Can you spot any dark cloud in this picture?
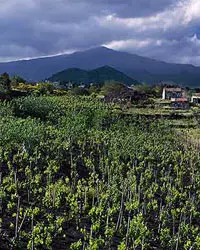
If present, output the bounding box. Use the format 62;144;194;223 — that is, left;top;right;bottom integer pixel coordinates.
0;0;200;65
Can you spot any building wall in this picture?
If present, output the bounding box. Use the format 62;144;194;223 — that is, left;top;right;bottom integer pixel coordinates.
162;88;166;99
191;96;200;103
170;102;189;109
162;88;186;100
166;91;183;99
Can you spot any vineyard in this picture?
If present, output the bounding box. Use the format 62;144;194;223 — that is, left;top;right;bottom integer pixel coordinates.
1;95;200;250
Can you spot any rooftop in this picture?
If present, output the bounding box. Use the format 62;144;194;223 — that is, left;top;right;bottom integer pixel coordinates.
164;88;183;92
192;93;200;97
171;98;187;102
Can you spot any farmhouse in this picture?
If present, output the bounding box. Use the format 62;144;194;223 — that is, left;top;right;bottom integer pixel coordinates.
191;94;200;104
162;87;186;100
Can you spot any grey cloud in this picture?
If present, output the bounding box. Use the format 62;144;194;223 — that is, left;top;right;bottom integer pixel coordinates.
0;0;200;66
67;0;177;18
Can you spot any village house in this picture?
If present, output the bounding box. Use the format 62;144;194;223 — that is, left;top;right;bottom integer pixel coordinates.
170;98;189;110
52;81;60;88
79;84;86;88
162;87;189;109
191;94;200;104
162;87;186;100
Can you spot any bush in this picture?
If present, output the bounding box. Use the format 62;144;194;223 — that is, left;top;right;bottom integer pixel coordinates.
36;82;54;94
100;81;124;95
70;87;90;96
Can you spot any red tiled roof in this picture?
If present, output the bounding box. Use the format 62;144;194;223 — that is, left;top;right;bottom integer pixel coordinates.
171;98;187;102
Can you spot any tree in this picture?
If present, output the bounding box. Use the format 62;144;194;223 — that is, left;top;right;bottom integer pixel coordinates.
134;84;163;98
89;85;100;95
70;87;90;96
100;80;124;95
11;75;26;87
0;72;11;91
36;82;54;94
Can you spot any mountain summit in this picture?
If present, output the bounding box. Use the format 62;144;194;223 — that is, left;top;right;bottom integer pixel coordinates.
1;46;200;86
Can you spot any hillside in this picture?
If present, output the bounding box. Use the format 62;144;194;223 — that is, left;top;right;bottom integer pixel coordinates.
1;46;200;86
48;66;138;85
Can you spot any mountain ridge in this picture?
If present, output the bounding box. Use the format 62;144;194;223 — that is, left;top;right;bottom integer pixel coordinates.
0;46;200;86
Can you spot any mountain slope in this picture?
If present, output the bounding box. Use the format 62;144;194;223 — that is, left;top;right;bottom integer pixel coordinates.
1;46;200;86
49;68;89;84
48;66;138;85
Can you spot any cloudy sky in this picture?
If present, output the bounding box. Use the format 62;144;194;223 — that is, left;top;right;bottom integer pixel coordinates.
1;0;200;65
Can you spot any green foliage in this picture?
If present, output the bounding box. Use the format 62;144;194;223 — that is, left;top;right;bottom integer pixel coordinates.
117;242;126;250
11;75;26;87
36;82;54;95
70;240;82;250
135;84;162;98
0;72;11;91
100;80;124;95
70;87;90;96
89;85;100;95
1;95;200;250
0;101;14;117
48;66;138;85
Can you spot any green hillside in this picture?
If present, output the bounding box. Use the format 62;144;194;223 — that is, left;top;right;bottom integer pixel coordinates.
48;65;139;86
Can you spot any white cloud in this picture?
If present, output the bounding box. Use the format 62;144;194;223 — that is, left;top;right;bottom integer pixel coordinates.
104;39;154;50
183;0;200;24
97;0;200;33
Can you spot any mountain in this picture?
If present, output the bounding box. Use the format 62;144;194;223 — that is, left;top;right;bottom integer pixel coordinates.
48;66;139;85
1;46;200;86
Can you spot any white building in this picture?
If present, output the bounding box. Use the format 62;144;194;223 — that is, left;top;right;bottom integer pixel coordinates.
191;95;200;104
162;87;185;100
